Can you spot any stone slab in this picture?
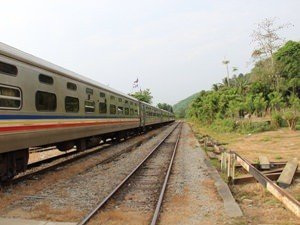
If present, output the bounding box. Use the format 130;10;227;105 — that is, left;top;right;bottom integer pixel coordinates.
259;156;270;170
0;218;77;225
277;158;298;188
195;140;243;217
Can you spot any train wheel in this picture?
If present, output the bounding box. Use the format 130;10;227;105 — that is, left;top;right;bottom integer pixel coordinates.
0;149;29;182
76;139;87;151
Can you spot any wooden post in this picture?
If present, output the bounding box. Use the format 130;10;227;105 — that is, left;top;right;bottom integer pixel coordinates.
224;152;228;173
227;152;231;178
231;154;236;181
221;153;225;172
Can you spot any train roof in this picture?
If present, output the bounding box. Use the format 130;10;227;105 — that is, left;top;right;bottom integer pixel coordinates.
0;42;174;115
0;42;138;102
140;101;172;114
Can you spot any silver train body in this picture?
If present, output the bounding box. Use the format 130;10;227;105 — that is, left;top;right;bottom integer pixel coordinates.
0;43;174;181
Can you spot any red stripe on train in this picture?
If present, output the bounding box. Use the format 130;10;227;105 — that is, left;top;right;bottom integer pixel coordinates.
0;120;139;133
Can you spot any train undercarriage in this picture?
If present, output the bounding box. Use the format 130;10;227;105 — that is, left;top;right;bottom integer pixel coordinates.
0;149;29;182
0;122;170;183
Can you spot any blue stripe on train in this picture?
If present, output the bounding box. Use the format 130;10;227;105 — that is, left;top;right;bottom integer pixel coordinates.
0;114;137;120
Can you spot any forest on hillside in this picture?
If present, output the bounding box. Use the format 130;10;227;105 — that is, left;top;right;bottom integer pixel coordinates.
185;19;300;132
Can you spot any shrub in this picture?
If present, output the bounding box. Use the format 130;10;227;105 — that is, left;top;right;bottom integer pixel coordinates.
237;121;272;134
283;109;299;131
271;112;285;129
210;118;236;132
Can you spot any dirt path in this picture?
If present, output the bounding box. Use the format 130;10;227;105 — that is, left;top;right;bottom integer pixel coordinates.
159;123;234;225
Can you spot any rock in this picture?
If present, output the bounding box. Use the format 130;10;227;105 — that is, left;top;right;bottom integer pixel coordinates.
242;198;253;204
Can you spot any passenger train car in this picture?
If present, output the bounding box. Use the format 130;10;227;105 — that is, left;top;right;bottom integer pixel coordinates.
0;43;174;181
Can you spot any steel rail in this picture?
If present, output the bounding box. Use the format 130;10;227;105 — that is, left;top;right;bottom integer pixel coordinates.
150;123;182;225
78;122;180;225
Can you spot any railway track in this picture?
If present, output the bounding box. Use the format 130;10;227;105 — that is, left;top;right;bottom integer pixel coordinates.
78;122;182;225
3;126;170;186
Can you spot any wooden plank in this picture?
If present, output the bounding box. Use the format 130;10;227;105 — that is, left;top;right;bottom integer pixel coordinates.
198;138;205;144
233;172;283;185
207;151;217;159
277;158;298;188
259;156;270;170
214;144;225;154
235;161;287;169
206;141;214;147
263;167;284;174
213;145;221;154
234;167;289;184
234;152;300;217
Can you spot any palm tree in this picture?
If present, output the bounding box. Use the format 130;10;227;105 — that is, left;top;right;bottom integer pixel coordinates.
222;59;230;81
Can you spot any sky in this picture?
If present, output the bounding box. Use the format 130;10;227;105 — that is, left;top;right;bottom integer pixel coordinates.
0;0;299;105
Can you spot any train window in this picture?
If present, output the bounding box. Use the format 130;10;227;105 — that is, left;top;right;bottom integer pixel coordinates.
110;96;115;101
39;74;54;85
65;96;79;112
0;85;21;109
0;61;18;76
110;104;116;114
125;100;128;104
125;108;129;115
130;108;134;115
100;92;106;98
117;106;123;114
85;100;95;113
86;88;93;95
99;102;107;114
134;109;138;115
36;91;56;111
130;102;133;105
118;98;122;103
67;82;77;91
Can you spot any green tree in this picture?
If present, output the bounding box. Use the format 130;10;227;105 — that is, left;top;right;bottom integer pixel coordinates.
274;41;300;79
130;89;153;104
227;99;244;118
253;93;267;117
157;103;174;113
283;94;300;130
268;91;284;112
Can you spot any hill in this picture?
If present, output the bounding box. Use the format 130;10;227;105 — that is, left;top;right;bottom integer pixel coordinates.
173;92;199;118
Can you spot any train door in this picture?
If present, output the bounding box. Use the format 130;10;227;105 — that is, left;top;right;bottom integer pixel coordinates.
139;102;145;127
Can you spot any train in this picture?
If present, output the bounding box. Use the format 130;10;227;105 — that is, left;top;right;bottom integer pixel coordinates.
0;43;175;181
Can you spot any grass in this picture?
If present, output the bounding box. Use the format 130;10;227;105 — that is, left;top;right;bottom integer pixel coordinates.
210;158;220;168
188;120;240;145
260;136;272;142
